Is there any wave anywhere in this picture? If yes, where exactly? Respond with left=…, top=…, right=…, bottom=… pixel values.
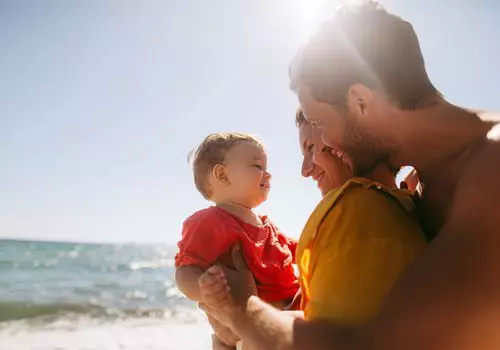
left=0, top=301, right=90, bottom=323
left=0, top=301, right=196, bottom=323
left=128, top=258, right=174, bottom=271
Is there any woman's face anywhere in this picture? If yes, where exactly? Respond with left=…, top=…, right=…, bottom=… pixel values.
left=299, top=123, right=353, bottom=196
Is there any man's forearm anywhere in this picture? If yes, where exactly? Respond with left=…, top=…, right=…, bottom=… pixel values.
left=231, top=296, right=355, bottom=350
left=230, top=296, right=294, bottom=350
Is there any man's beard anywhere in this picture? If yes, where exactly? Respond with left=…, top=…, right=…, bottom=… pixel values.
left=341, top=116, right=389, bottom=177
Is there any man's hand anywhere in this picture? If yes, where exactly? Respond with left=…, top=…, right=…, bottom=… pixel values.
left=211, top=334, right=237, bottom=350
left=199, top=244, right=257, bottom=327
left=207, top=314, right=239, bottom=347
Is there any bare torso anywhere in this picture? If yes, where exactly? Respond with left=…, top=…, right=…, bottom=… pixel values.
left=417, top=144, right=476, bottom=239
left=418, top=117, right=500, bottom=239
left=365, top=117, right=500, bottom=349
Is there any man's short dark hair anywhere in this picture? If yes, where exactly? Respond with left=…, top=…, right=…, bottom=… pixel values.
left=290, top=1, right=439, bottom=110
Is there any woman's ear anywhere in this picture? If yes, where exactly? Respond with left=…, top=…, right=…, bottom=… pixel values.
left=346, top=84, right=375, bottom=117
left=212, top=164, right=230, bottom=186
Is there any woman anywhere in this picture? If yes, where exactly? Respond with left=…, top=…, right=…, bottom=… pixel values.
left=209, top=110, right=427, bottom=348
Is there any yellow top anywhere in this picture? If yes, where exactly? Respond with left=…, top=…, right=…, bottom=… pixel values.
left=297, top=178, right=426, bottom=325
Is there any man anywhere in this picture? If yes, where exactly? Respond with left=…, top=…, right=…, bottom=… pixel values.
left=200, top=1, right=500, bottom=349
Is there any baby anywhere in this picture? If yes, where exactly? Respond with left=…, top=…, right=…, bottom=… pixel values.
left=175, top=132, right=299, bottom=347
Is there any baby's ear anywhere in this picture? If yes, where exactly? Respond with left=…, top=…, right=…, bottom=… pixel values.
left=212, top=164, right=230, bottom=186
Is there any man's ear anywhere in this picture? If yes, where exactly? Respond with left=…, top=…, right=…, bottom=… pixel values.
left=346, top=84, right=375, bottom=117
left=212, top=164, right=230, bottom=186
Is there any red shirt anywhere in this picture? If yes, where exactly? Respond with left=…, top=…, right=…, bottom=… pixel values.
left=175, top=207, right=299, bottom=303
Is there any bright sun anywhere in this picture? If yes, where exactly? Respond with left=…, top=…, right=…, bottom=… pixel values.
left=290, top=0, right=341, bottom=41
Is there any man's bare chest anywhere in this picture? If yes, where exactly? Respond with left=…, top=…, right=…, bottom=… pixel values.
left=417, top=183, right=453, bottom=240
left=417, top=148, right=474, bottom=240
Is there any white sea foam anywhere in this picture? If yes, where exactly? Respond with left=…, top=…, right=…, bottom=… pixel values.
left=0, top=311, right=212, bottom=350
left=129, top=258, right=174, bottom=271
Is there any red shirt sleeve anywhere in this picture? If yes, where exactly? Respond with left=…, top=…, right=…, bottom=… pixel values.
left=287, top=238, right=298, bottom=263
left=175, top=208, right=242, bottom=270
left=270, top=220, right=298, bottom=263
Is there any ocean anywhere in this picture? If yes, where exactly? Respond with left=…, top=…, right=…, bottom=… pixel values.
left=0, top=239, right=211, bottom=350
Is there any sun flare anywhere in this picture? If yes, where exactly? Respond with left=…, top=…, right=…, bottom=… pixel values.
left=290, top=0, right=342, bottom=42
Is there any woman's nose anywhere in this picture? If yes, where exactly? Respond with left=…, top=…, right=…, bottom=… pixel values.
left=301, top=154, right=314, bottom=178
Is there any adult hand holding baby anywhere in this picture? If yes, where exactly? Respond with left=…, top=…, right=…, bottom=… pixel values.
left=199, top=244, right=257, bottom=328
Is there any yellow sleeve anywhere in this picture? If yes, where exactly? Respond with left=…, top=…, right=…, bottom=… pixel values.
left=305, top=186, right=426, bottom=325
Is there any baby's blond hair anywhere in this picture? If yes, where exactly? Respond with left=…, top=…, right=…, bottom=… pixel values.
left=190, top=132, right=263, bottom=199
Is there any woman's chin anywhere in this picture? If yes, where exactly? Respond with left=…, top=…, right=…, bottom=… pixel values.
left=319, top=183, right=335, bottom=196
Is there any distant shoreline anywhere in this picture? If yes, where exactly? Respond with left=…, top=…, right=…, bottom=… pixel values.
left=0, top=237, right=174, bottom=247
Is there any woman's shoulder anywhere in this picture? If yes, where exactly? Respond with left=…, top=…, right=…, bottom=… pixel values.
left=322, top=178, right=415, bottom=214
left=303, top=178, right=417, bottom=239
left=301, top=178, right=425, bottom=248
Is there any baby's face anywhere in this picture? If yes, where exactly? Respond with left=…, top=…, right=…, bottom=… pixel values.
left=222, top=141, right=271, bottom=208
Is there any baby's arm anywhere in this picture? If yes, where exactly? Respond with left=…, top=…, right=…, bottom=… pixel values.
left=175, top=265, right=205, bottom=301
left=176, top=209, right=241, bottom=302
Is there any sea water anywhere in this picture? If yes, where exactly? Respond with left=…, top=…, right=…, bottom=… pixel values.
left=0, top=239, right=211, bottom=350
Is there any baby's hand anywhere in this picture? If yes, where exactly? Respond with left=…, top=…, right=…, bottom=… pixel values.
left=199, top=265, right=232, bottom=309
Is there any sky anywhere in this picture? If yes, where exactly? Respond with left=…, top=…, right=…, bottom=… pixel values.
left=0, top=0, right=499, bottom=244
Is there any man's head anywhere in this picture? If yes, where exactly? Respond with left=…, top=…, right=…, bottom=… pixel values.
left=290, top=1, right=439, bottom=175
left=191, top=132, right=271, bottom=208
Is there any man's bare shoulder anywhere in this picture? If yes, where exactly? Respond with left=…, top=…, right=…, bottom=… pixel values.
left=468, top=128, right=500, bottom=176
left=449, top=133, right=500, bottom=236
left=487, top=122, right=500, bottom=141
left=468, top=109, right=500, bottom=123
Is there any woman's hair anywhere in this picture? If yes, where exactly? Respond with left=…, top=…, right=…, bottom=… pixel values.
left=295, top=108, right=308, bottom=127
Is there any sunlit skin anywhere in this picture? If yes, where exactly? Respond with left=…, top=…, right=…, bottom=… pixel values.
left=210, top=141, right=272, bottom=225
left=299, top=121, right=396, bottom=192
left=298, top=85, right=393, bottom=178
left=299, top=122, right=352, bottom=195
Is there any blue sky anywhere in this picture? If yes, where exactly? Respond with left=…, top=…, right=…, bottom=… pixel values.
left=1, top=0, right=499, bottom=244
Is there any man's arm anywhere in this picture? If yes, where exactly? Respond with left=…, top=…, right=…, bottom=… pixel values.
left=210, top=142, right=500, bottom=350
left=175, top=265, right=204, bottom=301
left=178, top=265, right=242, bottom=347
left=225, top=297, right=354, bottom=350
